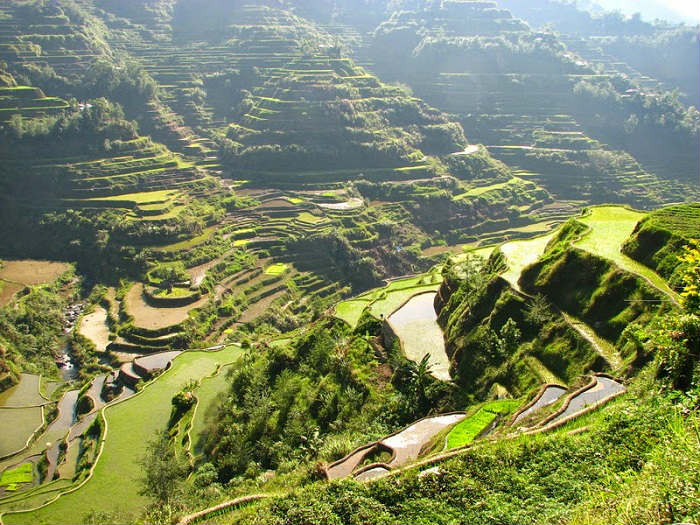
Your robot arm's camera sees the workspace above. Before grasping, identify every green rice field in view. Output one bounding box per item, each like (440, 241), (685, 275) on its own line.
(2, 347), (243, 525)
(264, 263), (288, 276)
(0, 407), (42, 458)
(574, 206), (679, 301)
(190, 361), (241, 457)
(446, 399), (520, 449)
(500, 233), (557, 290)
(0, 464), (33, 491)
(334, 270), (444, 328)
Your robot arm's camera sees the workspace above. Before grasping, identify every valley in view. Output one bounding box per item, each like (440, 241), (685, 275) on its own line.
(0, 1), (698, 524)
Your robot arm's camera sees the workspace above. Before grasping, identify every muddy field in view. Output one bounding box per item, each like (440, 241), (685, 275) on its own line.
(78, 307), (110, 352)
(0, 260), (71, 286)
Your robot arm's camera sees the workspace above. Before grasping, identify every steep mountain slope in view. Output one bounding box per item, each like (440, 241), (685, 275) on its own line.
(365, 1), (700, 205)
(0, 2), (698, 523)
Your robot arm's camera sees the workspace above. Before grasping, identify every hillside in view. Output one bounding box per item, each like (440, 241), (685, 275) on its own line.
(0, 1), (698, 524)
(366, 1), (700, 205)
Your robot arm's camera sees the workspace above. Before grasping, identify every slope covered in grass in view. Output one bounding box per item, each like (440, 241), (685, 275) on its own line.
(224, 383), (700, 525)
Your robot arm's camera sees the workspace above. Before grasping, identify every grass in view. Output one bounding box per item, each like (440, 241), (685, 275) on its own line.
(264, 263), (288, 276)
(190, 362), (241, 457)
(0, 374), (45, 408)
(233, 239), (249, 247)
(575, 206), (678, 301)
(154, 226), (218, 253)
(0, 464), (33, 491)
(154, 287), (195, 298)
(333, 272), (444, 325)
(296, 212), (326, 224)
(4, 347), (243, 525)
(454, 178), (520, 200)
(446, 399), (520, 449)
(369, 283), (442, 319)
(334, 299), (370, 328)
(500, 233), (557, 290)
(643, 202), (700, 238)
(86, 190), (178, 205)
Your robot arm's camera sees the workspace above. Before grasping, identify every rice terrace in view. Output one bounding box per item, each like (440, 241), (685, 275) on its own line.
(0, 0), (699, 524)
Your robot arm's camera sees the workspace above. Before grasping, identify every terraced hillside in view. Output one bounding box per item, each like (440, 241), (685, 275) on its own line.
(0, 2), (698, 523)
(367, 1), (700, 207)
(499, 0), (700, 108)
(0, 1), (106, 86)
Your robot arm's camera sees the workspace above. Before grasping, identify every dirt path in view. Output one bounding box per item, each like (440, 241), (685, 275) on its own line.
(562, 314), (623, 369)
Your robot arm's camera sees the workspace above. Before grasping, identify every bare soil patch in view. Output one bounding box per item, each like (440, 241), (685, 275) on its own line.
(0, 281), (23, 307)
(78, 307), (110, 352)
(0, 260), (71, 286)
(125, 284), (208, 330)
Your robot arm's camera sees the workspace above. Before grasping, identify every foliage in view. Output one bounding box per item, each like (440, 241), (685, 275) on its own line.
(229, 390), (700, 525)
(139, 431), (189, 504)
(0, 283), (69, 378)
(679, 240), (700, 315)
(200, 319), (399, 484)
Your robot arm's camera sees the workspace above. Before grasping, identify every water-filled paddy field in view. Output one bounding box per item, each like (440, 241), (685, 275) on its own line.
(387, 292), (451, 381)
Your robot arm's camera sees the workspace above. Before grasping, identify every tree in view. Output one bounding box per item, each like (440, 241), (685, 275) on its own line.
(525, 294), (552, 326)
(498, 318), (521, 356)
(408, 354), (433, 410)
(139, 432), (188, 504)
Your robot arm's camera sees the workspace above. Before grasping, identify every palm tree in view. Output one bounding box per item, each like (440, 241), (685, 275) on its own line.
(408, 354), (433, 410)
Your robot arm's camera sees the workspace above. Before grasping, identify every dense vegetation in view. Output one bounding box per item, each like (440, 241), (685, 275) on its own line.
(0, 1), (698, 524)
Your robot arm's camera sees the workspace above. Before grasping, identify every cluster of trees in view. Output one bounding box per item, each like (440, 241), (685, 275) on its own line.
(287, 232), (382, 291)
(1, 97), (138, 151)
(572, 77), (700, 154)
(0, 279), (71, 380)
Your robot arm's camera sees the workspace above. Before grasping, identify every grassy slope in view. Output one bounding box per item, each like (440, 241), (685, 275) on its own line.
(190, 362), (238, 457)
(575, 206), (679, 301)
(4, 347), (243, 525)
(622, 202), (700, 282)
(224, 381), (700, 525)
